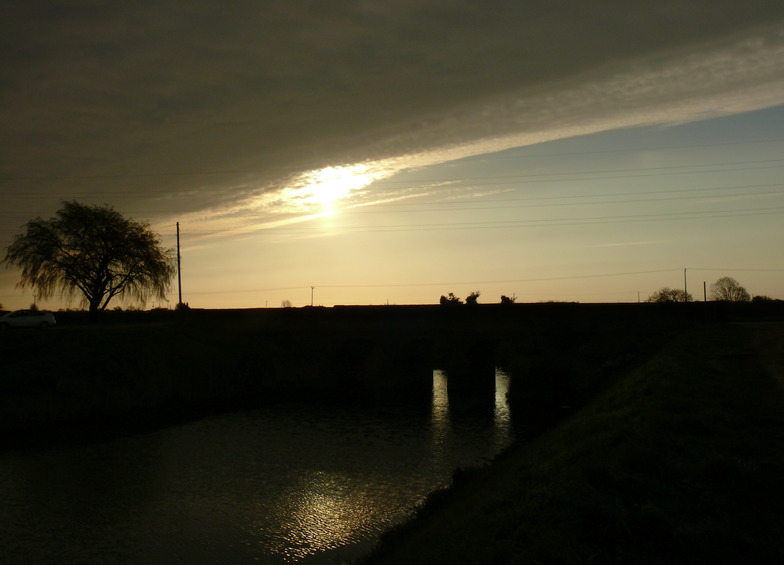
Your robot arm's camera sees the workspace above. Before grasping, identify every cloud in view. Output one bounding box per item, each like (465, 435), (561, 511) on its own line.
(3, 1), (784, 239)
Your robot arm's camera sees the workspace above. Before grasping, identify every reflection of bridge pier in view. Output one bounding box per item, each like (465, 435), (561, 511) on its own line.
(431, 368), (513, 440)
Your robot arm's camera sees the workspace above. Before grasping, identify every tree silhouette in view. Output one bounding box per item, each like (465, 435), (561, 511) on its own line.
(440, 292), (462, 305)
(710, 277), (751, 302)
(3, 201), (175, 313)
(645, 287), (693, 303)
(751, 295), (779, 303)
(465, 291), (480, 305)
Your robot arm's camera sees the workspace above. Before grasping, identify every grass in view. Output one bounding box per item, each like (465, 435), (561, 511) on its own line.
(360, 322), (784, 564)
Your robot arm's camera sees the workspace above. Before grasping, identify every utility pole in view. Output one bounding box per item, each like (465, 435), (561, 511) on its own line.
(176, 222), (183, 306)
(311, 286), (314, 307)
(683, 268), (687, 302)
(704, 281), (707, 302)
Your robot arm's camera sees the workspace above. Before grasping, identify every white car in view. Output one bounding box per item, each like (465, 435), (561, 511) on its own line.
(0, 309), (57, 330)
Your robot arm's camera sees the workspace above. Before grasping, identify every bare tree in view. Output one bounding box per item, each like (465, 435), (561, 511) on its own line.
(3, 201), (175, 313)
(710, 277), (751, 302)
(646, 287), (693, 303)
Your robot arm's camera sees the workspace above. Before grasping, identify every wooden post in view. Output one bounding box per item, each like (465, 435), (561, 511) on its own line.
(176, 222), (183, 306)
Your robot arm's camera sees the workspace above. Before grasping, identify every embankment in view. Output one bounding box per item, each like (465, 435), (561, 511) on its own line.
(1, 302), (773, 448)
(360, 321), (784, 564)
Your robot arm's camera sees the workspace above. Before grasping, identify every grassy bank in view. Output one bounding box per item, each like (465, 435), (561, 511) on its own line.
(360, 322), (784, 564)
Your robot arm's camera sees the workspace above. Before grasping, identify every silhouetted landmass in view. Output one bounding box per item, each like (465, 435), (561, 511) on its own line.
(1, 301), (782, 449)
(359, 321), (784, 564)
(3, 302), (783, 562)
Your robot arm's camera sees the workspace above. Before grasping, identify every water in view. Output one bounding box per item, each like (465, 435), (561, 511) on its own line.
(0, 370), (513, 564)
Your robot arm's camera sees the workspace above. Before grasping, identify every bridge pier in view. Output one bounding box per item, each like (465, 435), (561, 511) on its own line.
(441, 338), (499, 415)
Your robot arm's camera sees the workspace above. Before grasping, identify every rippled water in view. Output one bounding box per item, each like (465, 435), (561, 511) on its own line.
(0, 370), (513, 564)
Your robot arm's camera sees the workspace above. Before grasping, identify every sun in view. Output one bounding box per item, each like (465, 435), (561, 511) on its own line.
(301, 165), (376, 215)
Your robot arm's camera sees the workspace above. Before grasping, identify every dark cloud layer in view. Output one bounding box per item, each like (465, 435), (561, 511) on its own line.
(3, 1), (784, 229)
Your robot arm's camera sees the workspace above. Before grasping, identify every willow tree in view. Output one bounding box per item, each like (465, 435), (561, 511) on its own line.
(3, 201), (176, 313)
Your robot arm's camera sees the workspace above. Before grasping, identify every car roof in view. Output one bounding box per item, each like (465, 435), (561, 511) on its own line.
(6, 309), (49, 315)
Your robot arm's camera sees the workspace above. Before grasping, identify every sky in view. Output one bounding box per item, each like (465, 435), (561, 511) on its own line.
(2, 1), (784, 310)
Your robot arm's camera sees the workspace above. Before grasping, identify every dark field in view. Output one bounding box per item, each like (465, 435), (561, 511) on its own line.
(2, 302), (783, 562)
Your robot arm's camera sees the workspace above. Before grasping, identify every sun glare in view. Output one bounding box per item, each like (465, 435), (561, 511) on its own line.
(297, 164), (379, 215)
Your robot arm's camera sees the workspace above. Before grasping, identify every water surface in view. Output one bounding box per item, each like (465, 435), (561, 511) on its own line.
(0, 370), (513, 564)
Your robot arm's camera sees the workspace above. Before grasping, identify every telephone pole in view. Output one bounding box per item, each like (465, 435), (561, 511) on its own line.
(311, 286), (314, 307)
(683, 268), (687, 302)
(176, 222), (183, 306)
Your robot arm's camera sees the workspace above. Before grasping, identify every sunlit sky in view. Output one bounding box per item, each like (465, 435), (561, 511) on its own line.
(2, 2), (783, 309)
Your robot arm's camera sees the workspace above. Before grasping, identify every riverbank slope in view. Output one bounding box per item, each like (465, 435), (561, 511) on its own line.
(361, 321), (784, 564)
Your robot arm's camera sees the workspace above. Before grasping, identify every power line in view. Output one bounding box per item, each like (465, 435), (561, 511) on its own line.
(146, 208), (783, 240)
(186, 286), (311, 296)
(346, 189), (784, 215)
(358, 182), (784, 208)
(192, 206), (784, 236)
(144, 267), (783, 298)
(688, 267), (784, 273)
(2, 155), (784, 193)
(3, 136), (784, 183)
(456, 137), (784, 162)
(368, 158), (784, 186)
(317, 269), (684, 289)
(1, 183), (781, 223)
(178, 269), (683, 296)
(4, 202), (781, 241)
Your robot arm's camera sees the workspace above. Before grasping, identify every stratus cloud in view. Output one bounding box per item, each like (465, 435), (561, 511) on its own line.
(3, 1), (784, 243)
(429, 23), (784, 159)
(175, 21), (784, 239)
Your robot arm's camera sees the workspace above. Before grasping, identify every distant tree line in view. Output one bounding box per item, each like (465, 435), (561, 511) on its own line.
(647, 276), (769, 303)
(439, 292), (519, 305)
(437, 278), (776, 306)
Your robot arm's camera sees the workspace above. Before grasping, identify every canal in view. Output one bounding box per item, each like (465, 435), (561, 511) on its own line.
(0, 370), (514, 564)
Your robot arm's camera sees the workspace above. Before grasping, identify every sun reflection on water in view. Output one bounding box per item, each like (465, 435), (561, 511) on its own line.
(494, 368), (512, 444)
(431, 369), (451, 447)
(257, 470), (380, 562)
(249, 371), (513, 563)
